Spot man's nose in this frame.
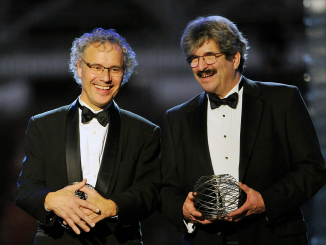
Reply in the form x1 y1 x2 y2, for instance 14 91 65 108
197 57 209 71
100 68 112 82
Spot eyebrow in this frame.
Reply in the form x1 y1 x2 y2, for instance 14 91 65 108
192 51 216 57
85 61 123 68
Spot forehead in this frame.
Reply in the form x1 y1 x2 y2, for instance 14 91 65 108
193 39 220 55
83 41 123 64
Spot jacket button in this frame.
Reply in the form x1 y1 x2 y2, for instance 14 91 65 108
217 232 222 236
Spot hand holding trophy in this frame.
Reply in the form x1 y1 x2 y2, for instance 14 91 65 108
193 174 243 220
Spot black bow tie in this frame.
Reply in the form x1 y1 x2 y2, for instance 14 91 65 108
78 103 110 127
208 92 238 109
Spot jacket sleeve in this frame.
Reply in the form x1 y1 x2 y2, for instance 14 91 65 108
15 117 55 226
109 126 161 225
260 86 326 223
160 111 189 233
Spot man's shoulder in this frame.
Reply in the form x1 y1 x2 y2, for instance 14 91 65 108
166 93 204 115
246 77 297 93
31 103 73 122
120 109 159 130
244 77 300 101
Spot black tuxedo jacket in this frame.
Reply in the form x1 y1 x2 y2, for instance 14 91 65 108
15 99 161 245
160 77 326 245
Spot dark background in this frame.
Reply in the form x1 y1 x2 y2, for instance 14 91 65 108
0 0 325 244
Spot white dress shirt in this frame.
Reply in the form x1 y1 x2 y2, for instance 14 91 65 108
207 79 243 181
78 97 110 187
185 78 243 233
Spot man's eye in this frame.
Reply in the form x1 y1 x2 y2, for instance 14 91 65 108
91 65 102 70
205 53 215 58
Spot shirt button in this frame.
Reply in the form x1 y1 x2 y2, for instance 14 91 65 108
224 135 226 138
94 175 97 178
93 153 95 156
223 115 225 117
225 157 228 160
94 131 96 134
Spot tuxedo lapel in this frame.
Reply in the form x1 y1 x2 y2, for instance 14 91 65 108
187 93 214 175
66 100 83 183
95 101 121 196
239 77 264 182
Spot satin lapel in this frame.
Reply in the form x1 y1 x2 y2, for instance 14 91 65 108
66 100 83 183
95 101 121 196
186 93 214 175
239 77 264 182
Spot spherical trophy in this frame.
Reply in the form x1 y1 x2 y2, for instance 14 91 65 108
193 174 242 220
58 182 95 230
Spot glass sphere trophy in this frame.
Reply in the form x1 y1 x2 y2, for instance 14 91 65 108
193 174 242 220
58 182 95 230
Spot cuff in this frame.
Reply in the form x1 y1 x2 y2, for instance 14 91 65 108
183 219 196 233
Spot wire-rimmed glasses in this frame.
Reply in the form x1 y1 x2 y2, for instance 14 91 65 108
82 59 124 77
186 52 224 68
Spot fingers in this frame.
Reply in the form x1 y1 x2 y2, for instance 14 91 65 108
75 199 99 225
70 179 87 191
229 206 245 218
193 219 213 225
81 200 100 214
186 192 195 201
183 192 222 225
227 183 266 222
80 207 100 224
78 187 100 214
238 182 250 193
80 207 94 216
59 199 95 233
62 212 90 234
183 192 204 221
45 180 100 234
79 185 94 197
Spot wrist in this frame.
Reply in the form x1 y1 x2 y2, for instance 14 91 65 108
103 199 117 218
44 192 54 211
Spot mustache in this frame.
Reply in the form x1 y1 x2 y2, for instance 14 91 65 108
197 68 217 78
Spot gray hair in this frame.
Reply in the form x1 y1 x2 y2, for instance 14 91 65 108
69 28 138 86
181 16 249 73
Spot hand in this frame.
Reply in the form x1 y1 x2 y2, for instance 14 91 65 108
183 192 213 225
227 182 265 222
44 179 100 234
80 185 117 224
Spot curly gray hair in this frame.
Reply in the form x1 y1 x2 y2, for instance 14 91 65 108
69 28 138 85
181 16 249 73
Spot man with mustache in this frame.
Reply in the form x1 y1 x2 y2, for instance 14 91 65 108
15 28 160 245
160 16 326 245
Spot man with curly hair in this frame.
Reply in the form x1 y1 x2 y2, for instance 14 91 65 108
16 28 161 245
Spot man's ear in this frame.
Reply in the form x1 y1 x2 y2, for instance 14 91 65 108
77 61 83 78
233 52 241 70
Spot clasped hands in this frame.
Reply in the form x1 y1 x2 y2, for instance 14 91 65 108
183 182 266 225
44 179 117 235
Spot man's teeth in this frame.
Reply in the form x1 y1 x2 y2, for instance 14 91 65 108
95 85 111 90
202 74 212 78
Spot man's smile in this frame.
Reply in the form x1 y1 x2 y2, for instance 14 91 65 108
94 85 112 90
197 68 217 79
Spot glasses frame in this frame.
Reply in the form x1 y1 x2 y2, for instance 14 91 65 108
186 52 224 68
82 59 124 77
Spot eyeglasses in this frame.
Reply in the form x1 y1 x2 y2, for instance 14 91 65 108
186 52 224 68
82 59 124 77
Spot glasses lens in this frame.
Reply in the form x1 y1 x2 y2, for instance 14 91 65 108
110 67 123 77
204 55 216 65
90 64 104 75
190 58 199 68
